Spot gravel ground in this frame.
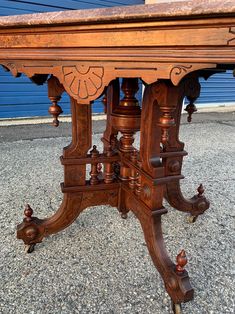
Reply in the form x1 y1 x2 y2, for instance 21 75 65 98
0 119 234 314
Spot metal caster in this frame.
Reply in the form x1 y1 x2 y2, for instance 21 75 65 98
187 215 198 223
121 213 128 219
171 301 182 314
24 244 35 253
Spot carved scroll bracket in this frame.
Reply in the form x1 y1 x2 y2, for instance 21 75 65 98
1 62 21 77
169 63 217 86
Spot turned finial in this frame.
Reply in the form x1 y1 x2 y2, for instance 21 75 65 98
176 250 187 273
47 76 64 127
48 97 63 127
90 145 100 157
90 145 100 185
197 184 205 197
185 96 197 123
24 204 33 222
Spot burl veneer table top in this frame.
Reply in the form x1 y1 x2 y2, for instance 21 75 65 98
0 1 234 313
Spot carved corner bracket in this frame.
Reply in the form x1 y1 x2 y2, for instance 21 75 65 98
1 62 21 78
169 63 217 86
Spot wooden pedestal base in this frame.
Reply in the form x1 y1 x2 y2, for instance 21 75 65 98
17 77 210 313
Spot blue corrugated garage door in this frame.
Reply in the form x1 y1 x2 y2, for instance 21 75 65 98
0 0 144 119
197 71 235 107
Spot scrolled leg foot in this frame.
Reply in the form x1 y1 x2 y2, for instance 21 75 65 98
17 204 45 247
17 193 85 251
165 181 210 217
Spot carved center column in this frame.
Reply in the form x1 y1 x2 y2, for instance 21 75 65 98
110 78 141 152
110 78 141 181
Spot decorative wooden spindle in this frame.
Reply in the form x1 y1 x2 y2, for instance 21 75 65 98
48 96 63 127
129 150 138 189
197 184 205 197
104 145 114 184
24 204 33 222
135 173 142 196
135 159 142 196
158 107 175 143
185 96 197 123
89 145 100 185
47 75 64 127
176 250 188 274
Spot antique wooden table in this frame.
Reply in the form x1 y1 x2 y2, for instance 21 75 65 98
0 0 234 313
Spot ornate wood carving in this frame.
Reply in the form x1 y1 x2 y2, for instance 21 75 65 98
169 64 217 85
3 2 234 312
61 65 104 100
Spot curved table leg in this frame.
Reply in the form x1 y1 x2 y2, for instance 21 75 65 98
124 189 194 306
165 181 210 218
128 80 194 310
140 213 194 305
162 74 210 220
17 192 84 249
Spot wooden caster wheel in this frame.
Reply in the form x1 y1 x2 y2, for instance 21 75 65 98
187 215 198 223
171 301 182 314
24 244 35 253
121 213 128 219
